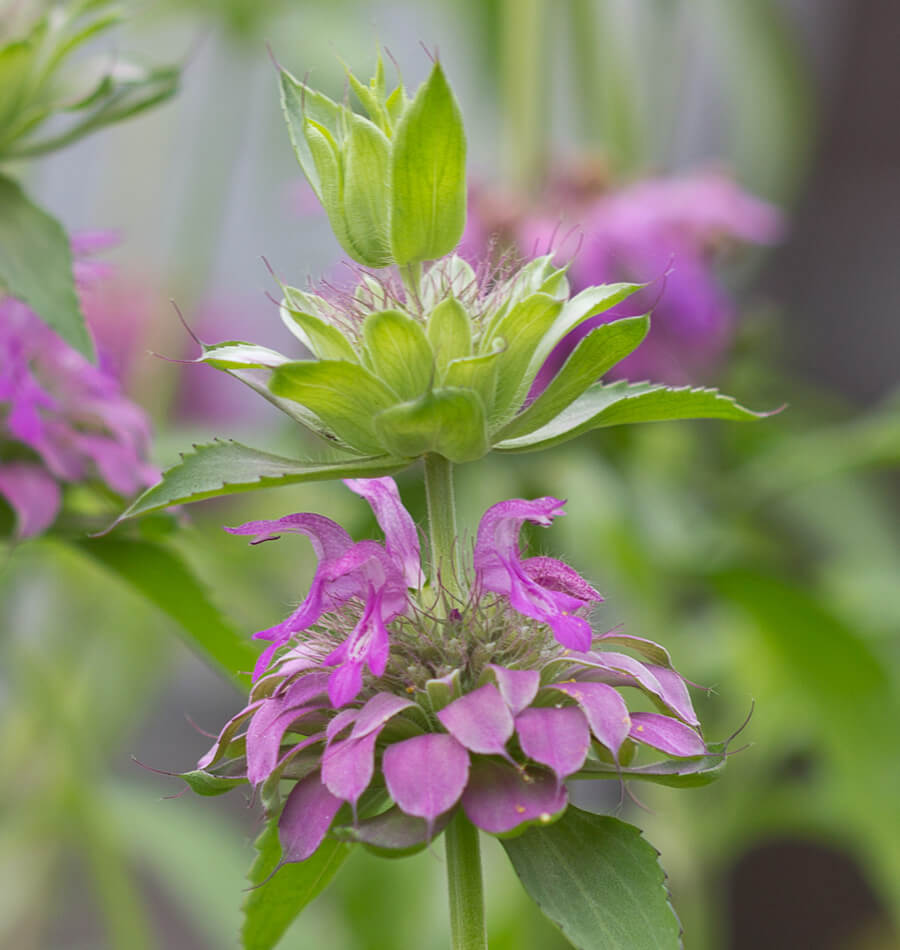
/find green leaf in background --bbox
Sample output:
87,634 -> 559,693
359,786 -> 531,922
74,535 -> 257,688
243,816 -> 351,950
0,173 -> 93,359
502,807 -> 682,950
115,440 -> 410,522
374,388 -> 488,463
496,381 -> 767,452
390,61 -> 466,265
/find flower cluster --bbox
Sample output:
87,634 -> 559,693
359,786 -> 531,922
0,233 -> 158,539
195,478 -> 709,860
463,167 -> 783,383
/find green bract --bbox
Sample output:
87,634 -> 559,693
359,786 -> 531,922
280,55 -> 466,268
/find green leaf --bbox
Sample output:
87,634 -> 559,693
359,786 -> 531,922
178,769 -> 248,797
116,440 -> 410,521
200,341 -> 291,370
496,381 -> 767,452
575,742 -> 728,788
529,282 -> 644,372
390,61 -> 466,264
270,360 -> 400,454
499,315 -> 650,440
362,309 -> 434,400
427,296 -> 472,375
343,113 -> 392,266
374,388 -> 488,463
502,808 -> 682,950
0,174 -> 93,359
242,815 -> 351,950
279,68 -> 343,200
73,534 -> 257,687
443,347 -> 503,417
486,292 -> 563,422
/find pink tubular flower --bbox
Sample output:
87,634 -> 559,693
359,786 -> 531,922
195,479 -> 718,862
0,232 -> 158,539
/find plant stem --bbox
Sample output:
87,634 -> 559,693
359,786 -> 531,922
444,811 -> 488,950
423,452 -> 461,600
421,456 -> 486,948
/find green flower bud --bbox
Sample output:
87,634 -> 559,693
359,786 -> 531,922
280,56 -> 466,269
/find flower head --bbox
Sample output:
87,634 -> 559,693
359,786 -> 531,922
0,233 -> 158,539
193,478 -> 715,860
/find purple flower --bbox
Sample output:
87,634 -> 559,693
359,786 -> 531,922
196,479 -> 710,861
469,169 -> 783,385
0,232 -> 158,539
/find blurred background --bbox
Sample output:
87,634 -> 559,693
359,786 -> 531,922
2,0 -> 899,947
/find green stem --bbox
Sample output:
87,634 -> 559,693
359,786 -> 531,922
423,452 -> 460,600
421,456 -> 486,947
445,811 -> 488,950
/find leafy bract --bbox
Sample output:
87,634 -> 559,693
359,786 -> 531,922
496,381 -> 767,452
242,815 -> 351,950
0,173 -> 92,359
116,440 -> 410,522
502,807 -> 682,950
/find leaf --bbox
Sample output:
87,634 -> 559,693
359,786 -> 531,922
499,315 -> 650,440
502,807 -> 682,950
280,304 -> 357,362
574,742 -> 728,788
178,769 -> 249,797
496,381 -> 767,452
242,814 -> 351,950
362,309 -> 434,400
270,360 -> 399,454
374,388 -> 488,463
0,174 -> 93,359
427,296 -> 473,375
73,534 -> 257,687
343,113 -> 392,266
390,61 -> 466,265
116,440 -> 410,521
332,806 -> 452,857
200,341 -> 291,370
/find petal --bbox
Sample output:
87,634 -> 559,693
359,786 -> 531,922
226,512 -> 351,559
279,771 -> 343,863
326,708 -> 360,741
246,703 -> 325,785
630,712 -> 706,757
333,805 -> 452,853
321,731 -> 379,805
461,759 -> 567,835
197,701 -> 261,770
344,477 -> 423,588
0,463 -> 61,539
437,684 -> 514,757
549,682 -> 631,758
515,707 -> 591,780
487,665 -> 540,716
349,692 -> 415,740
327,662 -> 364,708
644,665 -> 699,727
382,734 -> 469,822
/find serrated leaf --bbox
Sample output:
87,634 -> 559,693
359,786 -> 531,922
73,534 -> 258,686
362,309 -> 434,399
0,174 -> 93,359
502,808 -> 682,950
115,440 -> 410,522
374,388 -> 488,463
270,360 -> 399,454
499,315 -> 650,440
496,381 -> 767,453
242,815 -> 351,950
390,61 -> 466,265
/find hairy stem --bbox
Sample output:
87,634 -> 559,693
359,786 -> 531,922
423,452 -> 461,601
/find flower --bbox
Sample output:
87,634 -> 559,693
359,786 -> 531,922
193,478 -> 712,861
0,232 -> 158,539
468,167 -> 784,385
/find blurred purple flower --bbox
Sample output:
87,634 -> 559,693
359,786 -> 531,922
467,168 -> 783,384
0,233 -> 158,539
197,479 -> 708,859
